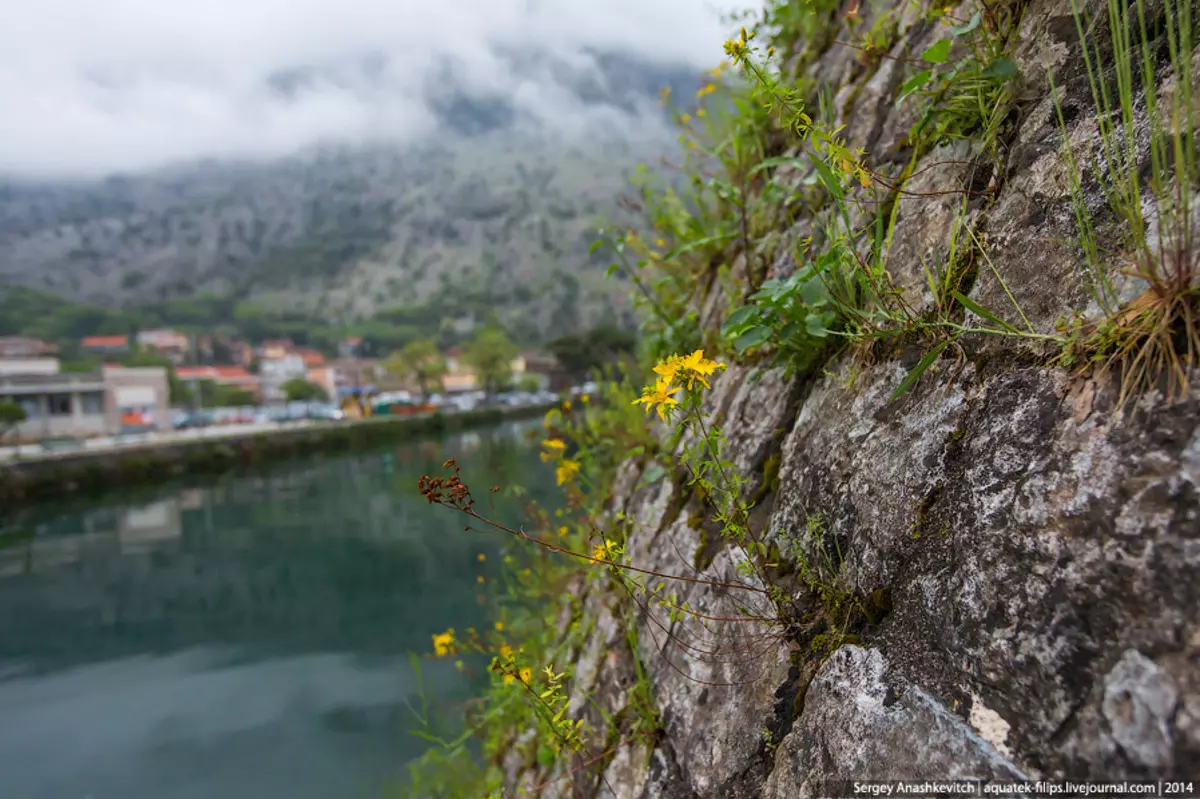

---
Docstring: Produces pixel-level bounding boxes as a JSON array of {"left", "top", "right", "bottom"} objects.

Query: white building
[
  {"left": 259, "top": 354, "right": 309, "bottom": 402},
  {"left": 0, "top": 362, "right": 169, "bottom": 440}
]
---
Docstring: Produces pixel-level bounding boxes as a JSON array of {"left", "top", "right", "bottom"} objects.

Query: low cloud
[{"left": 0, "top": 0, "right": 734, "bottom": 179}]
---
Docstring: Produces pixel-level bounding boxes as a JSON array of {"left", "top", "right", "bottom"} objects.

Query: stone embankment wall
[
  {"left": 0, "top": 406, "right": 549, "bottom": 506},
  {"left": 503, "top": 0, "right": 1200, "bottom": 793}
]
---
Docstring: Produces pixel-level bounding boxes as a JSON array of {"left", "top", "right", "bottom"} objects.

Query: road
[{"left": 0, "top": 419, "right": 322, "bottom": 464}]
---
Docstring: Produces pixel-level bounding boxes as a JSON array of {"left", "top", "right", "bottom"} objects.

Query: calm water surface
[{"left": 0, "top": 420, "right": 557, "bottom": 799}]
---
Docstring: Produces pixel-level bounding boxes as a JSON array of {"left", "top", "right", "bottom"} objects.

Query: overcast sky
[{"left": 0, "top": 0, "right": 734, "bottom": 180}]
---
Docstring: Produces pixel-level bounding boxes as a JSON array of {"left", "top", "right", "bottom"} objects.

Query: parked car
[
  {"left": 310, "top": 404, "right": 346, "bottom": 421},
  {"left": 285, "top": 401, "right": 310, "bottom": 421}
]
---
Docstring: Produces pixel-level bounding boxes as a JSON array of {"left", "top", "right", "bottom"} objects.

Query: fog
[{"left": 0, "top": 0, "right": 734, "bottom": 178}]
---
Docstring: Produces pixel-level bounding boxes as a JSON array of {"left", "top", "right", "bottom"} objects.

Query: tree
[
  {"left": 385, "top": 339, "right": 448, "bottom": 401},
  {"left": 516, "top": 374, "right": 542, "bottom": 393},
  {"left": 0, "top": 400, "right": 26, "bottom": 444},
  {"left": 281, "top": 378, "right": 329, "bottom": 402},
  {"left": 462, "top": 325, "right": 518, "bottom": 399},
  {"left": 546, "top": 324, "right": 637, "bottom": 381},
  {"left": 214, "top": 387, "right": 257, "bottom": 407}
]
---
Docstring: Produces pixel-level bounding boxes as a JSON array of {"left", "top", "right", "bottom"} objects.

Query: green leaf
[
  {"left": 896, "top": 70, "right": 932, "bottom": 107},
  {"left": 722, "top": 305, "right": 759, "bottom": 331},
  {"left": 588, "top": 238, "right": 605, "bottom": 254},
  {"left": 641, "top": 463, "right": 666, "bottom": 485},
  {"left": 749, "top": 155, "right": 808, "bottom": 176},
  {"left": 805, "top": 314, "right": 831, "bottom": 338},
  {"left": 891, "top": 340, "right": 951, "bottom": 401},
  {"left": 950, "top": 290, "right": 1017, "bottom": 331},
  {"left": 605, "top": 263, "right": 619, "bottom": 278},
  {"left": 779, "top": 320, "right": 804, "bottom": 341},
  {"left": 951, "top": 11, "right": 981, "bottom": 35},
  {"left": 922, "top": 39, "right": 952, "bottom": 63},
  {"left": 980, "top": 57, "right": 1017, "bottom": 81},
  {"left": 734, "top": 326, "right": 773, "bottom": 354},
  {"left": 809, "top": 155, "right": 844, "bottom": 201}
]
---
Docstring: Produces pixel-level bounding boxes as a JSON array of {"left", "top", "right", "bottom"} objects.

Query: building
[
  {"left": 175, "top": 366, "right": 260, "bottom": 400},
  {"left": 258, "top": 339, "right": 295, "bottom": 361},
  {"left": 330, "top": 357, "right": 384, "bottom": 397},
  {"left": 306, "top": 366, "right": 338, "bottom": 399},
  {"left": 520, "top": 351, "right": 571, "bottom": 391},
  {"left": 0, "top": 336, "right": 58, "bottom": 359},
  {"left": 0, "top": 363, "right": 169, "bottom": 440},
  {"left": 338, "top": 337, "right": 363, "bottom": 358},
  {"left": 259, "top": 354, "right": 308, "bottom": 402},
  {"left": 81, "top": 335, "right": 130, "bottom": 356},
  {"left": 136, "top": 329, "right": 190, "bottom": 363},
  {"left": 102, "top": 366, "right": 171, "bottom": 431},
  {"left": 0, "top": 358, "right": 60, "bottom": 377},
  {"left": 295, "top": 348, "right": 326, "bottom": 368}
]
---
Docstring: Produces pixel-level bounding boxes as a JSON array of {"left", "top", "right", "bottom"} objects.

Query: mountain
[{"left": 0, "top": 50, "right": 702, "bottom": 342}]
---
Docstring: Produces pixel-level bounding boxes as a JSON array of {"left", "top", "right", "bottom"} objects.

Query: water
[{"left": 0, "top": 419, "right": 557, "bottom": 799}]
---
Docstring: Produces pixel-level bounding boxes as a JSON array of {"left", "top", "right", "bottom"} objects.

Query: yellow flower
[
  {"left": 556, "top": 459, "right": 581, "bottom": 485},
  {"left": 698, "top": 83, "right": 716, "bottom": 98},
  {"left": 499, "top": 644, "right": 513, "bottom": 658},
  {"left": 519, "top": 667, "right": 533, "bottom": 684},
  {"left": 477, "top": 553, "right": 486, "bottom": 562},
  {"left": 652, "top": 356, "right": 680, "bottom": 384},
  {"left": 676, "top": 349, "right": 727, "bottom": 389},
  {"left": 432, "top": 630, "right": 455, "bottom": 657},
  {"left": 503, "top": 672, "right": 516, "bottom": 685},
  {"left": 477, "top": 575, "right": 485, "bottom": 584},
  {"left": 562, "top": 400, "right": 571, "bottom": 411},
  {"left": 494, "top": 621, "right": 504, "bottom": 631},
  {"left": 655, "top": 238, "right": 665, "bottom": 247},
  {"left": 633, "top": 374, "right": 680, "bottom": 420},
  {"left": 554, "top": 508, "right": 563, "bottom": 517},
  {"left": 697, "top": 108, "right": 707, "bottom": 117},
  {"left": 558, "top": 525, "right": 568, "bottom": 537},
  {"left": 680, "top": 113, "right": 692, "bottom": 124},
  {"left": 540, "top": 438, "right": 566, "bottom": 461},
  {"left": 580, "top": 393, "right": 590, "bottom": 404},
  {"left": 590, "top": 538, "right": 618, "bottom": 564}
]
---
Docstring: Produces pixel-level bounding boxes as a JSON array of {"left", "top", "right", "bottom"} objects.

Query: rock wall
[{"left": 503, "top": 0, "right": 1200, "bottom": 794}]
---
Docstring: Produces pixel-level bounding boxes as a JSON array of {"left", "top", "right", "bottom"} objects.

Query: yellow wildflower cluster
[
  {"left": 633, "top": 350, "right": 726, "bottom": 419},
  {"left": 633, "top": 375, "right": 679, "bottom": 420},
  {"left": 432, "top": 629, "right": 455, "bottom": 657},
  {"left": 556, "top": 459, "right": 581, "bottom": 486},
  {"left": 590, "top": 538, "right": 618, "bottom": 564},
  {"left": 540, "top": 438, "right": 566, "bottom": 461},
  {"left": 723, "top": 25, "right": 755, "bottom": 64},
  {"left": 655, "top": 349, "right": 726, "bottom": 389}
]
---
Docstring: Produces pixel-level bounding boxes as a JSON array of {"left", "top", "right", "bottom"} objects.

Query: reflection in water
[{"left": 0, "top": 421, "right": 555, "bottom": 799}]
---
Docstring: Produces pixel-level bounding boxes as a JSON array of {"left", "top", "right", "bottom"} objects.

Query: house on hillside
[
  {"left": 0, "top": 336, "right": 58, "bottom": 359},
  {"left": 136, "top": 329, "right": 190, "bottom": 363},
  {"left": 258, "top": 339, "right": 295, "bottom": 360},
  {"left": 81, "top": 335, "right": 129, "bottom": 356},
  {"left": 175, "top": 366, "right": 260, "bottom": 401},
  {"left": 295, "top": 347, "right": 326, "bottom": 368}
]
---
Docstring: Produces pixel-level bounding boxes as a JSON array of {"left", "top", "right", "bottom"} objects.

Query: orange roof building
[{"left": 81, "top": 335, "right": 129, "bottom": 351}]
